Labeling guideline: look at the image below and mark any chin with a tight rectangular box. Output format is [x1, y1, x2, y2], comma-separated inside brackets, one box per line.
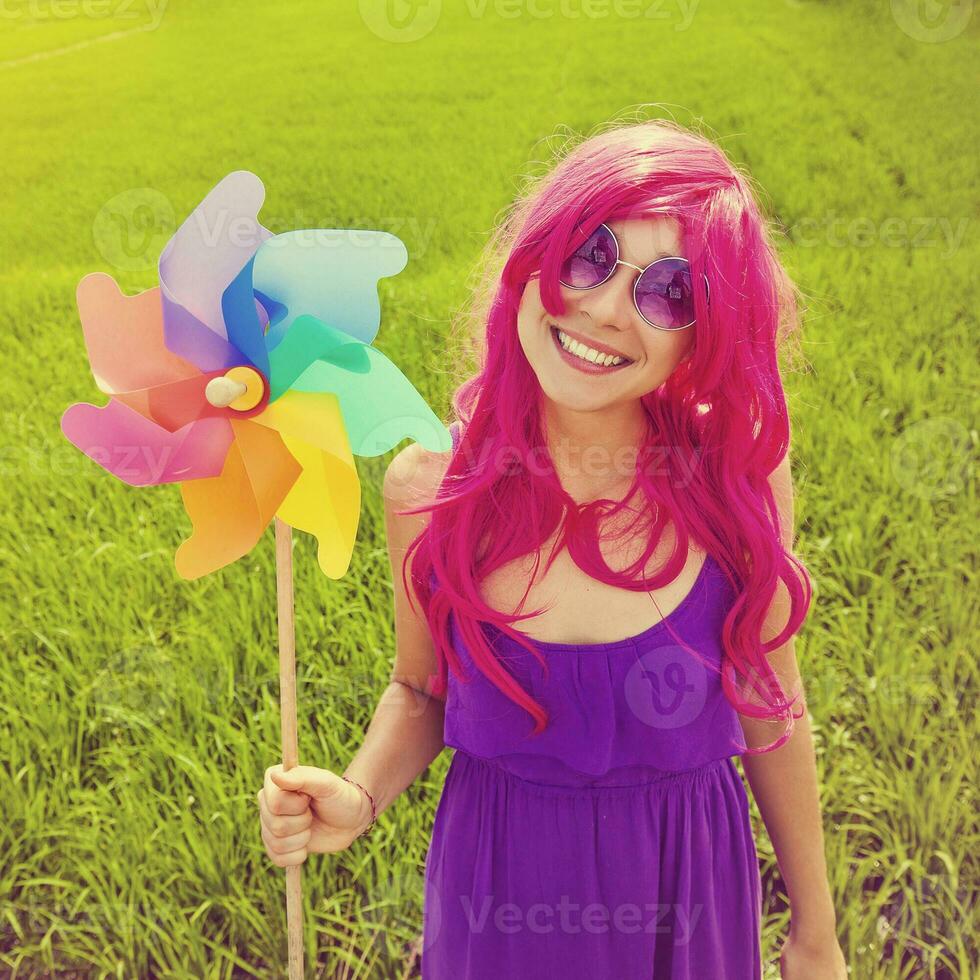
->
[539, 372, 622, 411]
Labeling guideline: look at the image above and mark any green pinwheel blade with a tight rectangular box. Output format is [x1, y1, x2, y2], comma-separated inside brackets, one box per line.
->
[268, 314, 451, 457]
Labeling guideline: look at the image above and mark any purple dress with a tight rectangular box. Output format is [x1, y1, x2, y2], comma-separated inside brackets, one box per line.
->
[422, 429, 763, 979]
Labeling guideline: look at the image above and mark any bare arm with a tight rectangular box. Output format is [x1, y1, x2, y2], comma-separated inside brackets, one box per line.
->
[738, 452, 845, 970]
[740, 653, 837, 940]
[340, 441, 451, 832]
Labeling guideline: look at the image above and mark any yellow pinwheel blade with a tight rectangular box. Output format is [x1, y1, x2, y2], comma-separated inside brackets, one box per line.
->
[250, 392, 360, 579]
[252, 388, 349, 456]
[276, 435, 360, 579]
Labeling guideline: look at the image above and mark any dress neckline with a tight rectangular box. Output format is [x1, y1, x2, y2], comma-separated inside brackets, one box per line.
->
[480, 553, 717, 654]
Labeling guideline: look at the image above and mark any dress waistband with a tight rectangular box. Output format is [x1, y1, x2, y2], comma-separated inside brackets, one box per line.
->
[450, 747, 734, 796]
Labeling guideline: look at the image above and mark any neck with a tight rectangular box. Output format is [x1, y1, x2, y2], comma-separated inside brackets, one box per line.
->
[541, 399, 651, 500]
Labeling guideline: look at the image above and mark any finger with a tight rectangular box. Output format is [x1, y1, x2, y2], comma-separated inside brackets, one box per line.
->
[266, 843, 309, 868]
[268, 764, 345, 800]
[258, 789, 313, 837]
[262, 824, 312, 856]
[257, 789, 312, 836]
[263, 766, 315, 816]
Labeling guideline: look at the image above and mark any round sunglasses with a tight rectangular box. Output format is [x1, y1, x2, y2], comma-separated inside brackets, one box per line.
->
[558, 222, 709, 331]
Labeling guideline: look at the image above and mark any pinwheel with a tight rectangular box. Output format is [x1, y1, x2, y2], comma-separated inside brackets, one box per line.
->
[62, 170, 449, 579]
[60, 171, 450, 978]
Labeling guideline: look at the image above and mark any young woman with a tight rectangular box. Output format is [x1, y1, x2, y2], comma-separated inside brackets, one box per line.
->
[257, 118, 848, 979]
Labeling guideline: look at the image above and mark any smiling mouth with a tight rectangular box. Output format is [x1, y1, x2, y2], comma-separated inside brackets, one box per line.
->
[548, 324, 634, 371]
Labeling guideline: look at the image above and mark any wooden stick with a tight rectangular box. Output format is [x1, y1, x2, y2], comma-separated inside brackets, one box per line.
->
[275, 517, 305, 979]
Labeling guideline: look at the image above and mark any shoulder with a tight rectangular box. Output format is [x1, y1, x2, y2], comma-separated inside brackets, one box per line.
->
[383, 436, 454, 512]
[767, 450, 793, 504]
[766, 448, 796, 552]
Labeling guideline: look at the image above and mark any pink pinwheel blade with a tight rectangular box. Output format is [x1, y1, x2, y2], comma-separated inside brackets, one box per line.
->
[72, 273, 230, 433]
[76, 274, 200, 395]
[61, 399, 234, 487]
[135, 370, 241, 432]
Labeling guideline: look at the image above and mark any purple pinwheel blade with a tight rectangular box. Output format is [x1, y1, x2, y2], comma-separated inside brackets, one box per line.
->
[158, 171, 273, 370]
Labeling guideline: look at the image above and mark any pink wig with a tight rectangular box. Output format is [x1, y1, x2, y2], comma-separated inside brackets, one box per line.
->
[399, 118, 810, 754]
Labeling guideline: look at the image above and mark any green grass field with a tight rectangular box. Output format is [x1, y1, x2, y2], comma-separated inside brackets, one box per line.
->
[1, 0, 977, 976]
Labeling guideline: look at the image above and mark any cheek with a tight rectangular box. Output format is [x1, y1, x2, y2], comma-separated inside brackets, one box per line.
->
[516, 300, 536, 339]
[516, 286, 548, 340]
[663, 329, 694, 358]
[636, 329, 695, 374]
[674, 331, 696, 362]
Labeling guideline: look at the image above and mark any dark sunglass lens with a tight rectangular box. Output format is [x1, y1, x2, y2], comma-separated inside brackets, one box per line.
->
[559, 224, 617, 288]
[635, 258, 695, 329]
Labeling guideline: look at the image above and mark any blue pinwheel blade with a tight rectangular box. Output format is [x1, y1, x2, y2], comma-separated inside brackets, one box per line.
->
[252, 229, 408, 348]
[221, 255, 270, 376]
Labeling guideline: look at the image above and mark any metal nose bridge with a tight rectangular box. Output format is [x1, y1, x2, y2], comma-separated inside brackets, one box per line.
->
[613, 257, 646, 275]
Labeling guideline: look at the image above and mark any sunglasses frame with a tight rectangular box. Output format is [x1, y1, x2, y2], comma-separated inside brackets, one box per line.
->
[558, 222, 710, 331]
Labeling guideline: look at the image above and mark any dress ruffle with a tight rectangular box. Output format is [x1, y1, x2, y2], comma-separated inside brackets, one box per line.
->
[442, 554, 749, 782]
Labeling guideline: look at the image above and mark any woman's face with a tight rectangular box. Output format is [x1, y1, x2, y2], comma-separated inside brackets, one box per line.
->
[516, 216, 696, 412]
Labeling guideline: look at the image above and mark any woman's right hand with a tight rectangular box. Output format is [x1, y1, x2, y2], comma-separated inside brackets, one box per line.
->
[256, 764, 372, 866]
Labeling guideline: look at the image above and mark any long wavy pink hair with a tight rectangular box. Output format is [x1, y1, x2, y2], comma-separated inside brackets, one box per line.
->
[399, 117, 810, 754]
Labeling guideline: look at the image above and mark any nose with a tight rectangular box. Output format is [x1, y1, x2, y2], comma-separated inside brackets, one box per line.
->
[570, 262, 637, 330]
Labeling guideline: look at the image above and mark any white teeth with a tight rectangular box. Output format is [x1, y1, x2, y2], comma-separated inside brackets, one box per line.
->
[555, 328, 627, 367]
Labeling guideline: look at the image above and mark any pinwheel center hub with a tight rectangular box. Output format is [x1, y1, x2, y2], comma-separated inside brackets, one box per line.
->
[205, 366, 267, 412]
